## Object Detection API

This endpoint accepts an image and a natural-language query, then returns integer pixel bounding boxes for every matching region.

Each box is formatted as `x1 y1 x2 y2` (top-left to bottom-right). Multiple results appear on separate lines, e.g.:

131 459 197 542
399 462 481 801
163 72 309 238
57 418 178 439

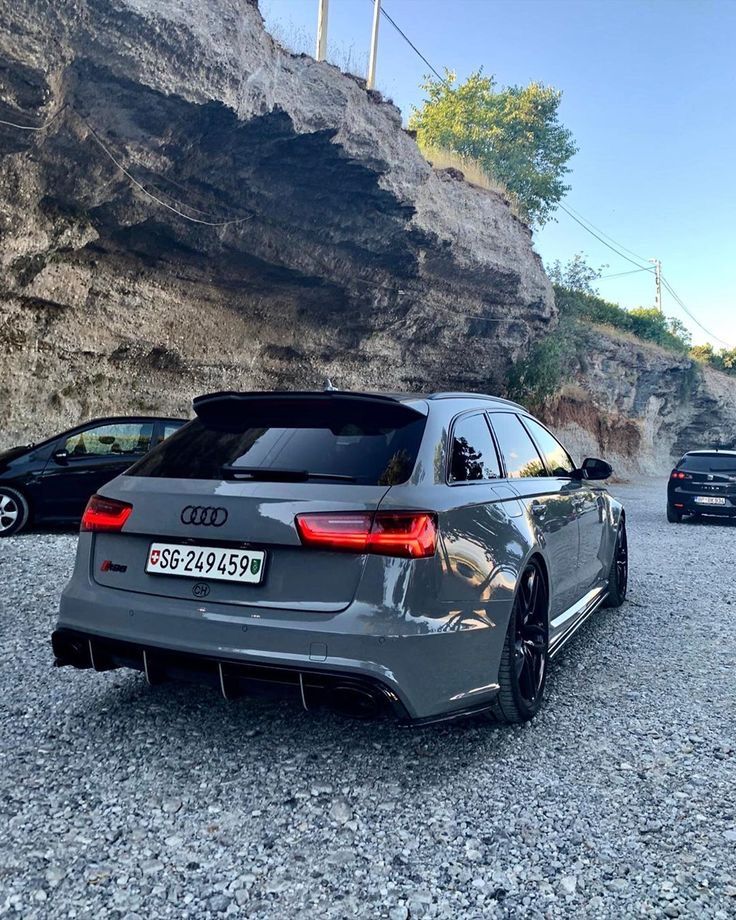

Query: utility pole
367 0 381 90
649 258 662 313
315 0 329 62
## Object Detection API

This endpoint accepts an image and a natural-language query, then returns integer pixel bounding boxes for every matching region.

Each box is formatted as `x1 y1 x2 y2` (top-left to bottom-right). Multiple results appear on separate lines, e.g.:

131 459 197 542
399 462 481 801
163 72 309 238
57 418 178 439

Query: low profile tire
0 487 29 537
489 559 549 724
604 519 628 608
666 503 682 523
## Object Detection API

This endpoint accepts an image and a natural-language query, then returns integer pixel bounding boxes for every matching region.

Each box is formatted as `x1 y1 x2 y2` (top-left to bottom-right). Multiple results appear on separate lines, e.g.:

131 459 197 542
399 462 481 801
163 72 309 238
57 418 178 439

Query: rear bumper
55 580 506 722
52 627 409 720
669 492 736 515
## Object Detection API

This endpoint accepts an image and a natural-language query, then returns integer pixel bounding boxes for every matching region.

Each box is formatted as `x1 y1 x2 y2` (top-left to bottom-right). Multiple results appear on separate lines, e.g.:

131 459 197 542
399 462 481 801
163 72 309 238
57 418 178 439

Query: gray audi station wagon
53 390 628 725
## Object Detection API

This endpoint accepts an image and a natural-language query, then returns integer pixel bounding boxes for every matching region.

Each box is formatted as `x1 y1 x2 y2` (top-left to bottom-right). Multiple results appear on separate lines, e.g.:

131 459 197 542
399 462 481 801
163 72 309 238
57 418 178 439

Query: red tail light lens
295 512 373 552
295 511 437 558
81 495 133 532
670 470 691 480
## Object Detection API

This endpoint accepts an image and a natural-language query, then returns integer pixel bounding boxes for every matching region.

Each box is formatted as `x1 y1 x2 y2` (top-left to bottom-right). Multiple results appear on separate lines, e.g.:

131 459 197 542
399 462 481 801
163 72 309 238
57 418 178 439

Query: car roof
200 389 526 410
379 391 525 409
684 449 736 456
191 390 529 428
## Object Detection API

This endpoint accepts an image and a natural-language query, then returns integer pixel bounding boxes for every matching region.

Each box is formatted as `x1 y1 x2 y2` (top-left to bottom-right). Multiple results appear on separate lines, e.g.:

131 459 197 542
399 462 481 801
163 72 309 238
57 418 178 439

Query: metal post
649 258 662 313
367 0 381 89
315 0 329 61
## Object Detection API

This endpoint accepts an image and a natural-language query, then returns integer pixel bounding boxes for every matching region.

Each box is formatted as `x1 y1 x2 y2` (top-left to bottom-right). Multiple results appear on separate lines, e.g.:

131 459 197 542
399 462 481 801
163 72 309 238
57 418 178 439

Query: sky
260 0 736 348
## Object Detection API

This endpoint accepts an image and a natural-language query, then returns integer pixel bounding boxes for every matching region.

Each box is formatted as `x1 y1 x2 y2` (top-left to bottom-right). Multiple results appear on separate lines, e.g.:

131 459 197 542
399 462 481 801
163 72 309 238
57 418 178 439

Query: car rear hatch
677 454 736 503
90 391 428 613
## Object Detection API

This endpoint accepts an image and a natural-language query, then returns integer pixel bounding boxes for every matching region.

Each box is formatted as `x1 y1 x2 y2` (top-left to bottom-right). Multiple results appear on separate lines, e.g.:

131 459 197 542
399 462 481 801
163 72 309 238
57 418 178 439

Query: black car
0 416 185 536
667 449 736 522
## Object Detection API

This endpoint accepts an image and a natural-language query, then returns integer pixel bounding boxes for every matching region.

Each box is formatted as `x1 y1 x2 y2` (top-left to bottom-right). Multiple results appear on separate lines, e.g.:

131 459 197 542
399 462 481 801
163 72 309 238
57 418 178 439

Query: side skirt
548 586 609 659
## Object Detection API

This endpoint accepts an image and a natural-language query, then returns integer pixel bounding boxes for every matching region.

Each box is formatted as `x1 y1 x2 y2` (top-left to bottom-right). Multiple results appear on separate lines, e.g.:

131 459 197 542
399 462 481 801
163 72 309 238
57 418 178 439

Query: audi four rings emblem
180 505 228 526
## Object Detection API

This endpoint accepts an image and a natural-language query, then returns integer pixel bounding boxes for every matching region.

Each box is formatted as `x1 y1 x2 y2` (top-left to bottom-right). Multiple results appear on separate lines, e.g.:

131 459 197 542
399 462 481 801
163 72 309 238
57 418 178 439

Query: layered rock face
546 328 736 476
0 0 554 447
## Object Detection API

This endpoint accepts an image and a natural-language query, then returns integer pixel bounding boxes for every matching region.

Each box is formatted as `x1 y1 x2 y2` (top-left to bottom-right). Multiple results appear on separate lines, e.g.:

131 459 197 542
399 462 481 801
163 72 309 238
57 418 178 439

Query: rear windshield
680 455 736 473
127 415 426 485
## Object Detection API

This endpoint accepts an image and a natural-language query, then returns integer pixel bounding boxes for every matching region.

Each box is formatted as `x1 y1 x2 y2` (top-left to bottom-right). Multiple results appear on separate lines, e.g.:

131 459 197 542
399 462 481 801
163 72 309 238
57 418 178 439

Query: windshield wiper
222 465 357 482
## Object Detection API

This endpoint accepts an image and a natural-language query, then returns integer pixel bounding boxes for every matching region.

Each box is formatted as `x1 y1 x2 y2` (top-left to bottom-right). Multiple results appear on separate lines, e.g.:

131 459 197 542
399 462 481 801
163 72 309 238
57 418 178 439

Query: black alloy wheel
604 520 628 608
490 559 549 724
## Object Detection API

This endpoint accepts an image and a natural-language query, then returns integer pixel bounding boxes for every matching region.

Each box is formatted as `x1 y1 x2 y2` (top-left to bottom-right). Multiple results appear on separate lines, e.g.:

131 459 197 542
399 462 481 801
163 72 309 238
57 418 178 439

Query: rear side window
449 413 501 482
489 413 545 479
162 422 183 439
127 414 426 485
64 422 154 457
155 422 184 445
680 454 736 473
522 417 575 476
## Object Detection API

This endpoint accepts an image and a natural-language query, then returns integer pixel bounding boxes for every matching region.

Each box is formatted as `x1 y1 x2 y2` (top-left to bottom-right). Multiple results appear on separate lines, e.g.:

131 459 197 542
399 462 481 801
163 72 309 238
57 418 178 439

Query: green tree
409 70 577 226
547 253 607 294
667 317 692 348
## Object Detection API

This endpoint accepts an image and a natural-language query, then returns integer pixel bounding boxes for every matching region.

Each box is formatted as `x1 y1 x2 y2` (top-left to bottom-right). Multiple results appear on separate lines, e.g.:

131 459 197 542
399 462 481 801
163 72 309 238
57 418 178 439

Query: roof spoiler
192 390 427 431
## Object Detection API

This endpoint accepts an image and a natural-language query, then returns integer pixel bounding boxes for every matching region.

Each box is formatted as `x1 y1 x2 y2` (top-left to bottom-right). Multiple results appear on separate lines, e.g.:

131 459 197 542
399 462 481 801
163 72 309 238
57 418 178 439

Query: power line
561 202 650 265
660 275 732 349
559 204 731 347
377 2 449 87
557 203 651 270
598 267 654 280
0 103 68 131
0 101 253 227
133 171 245 221
80 116 253 228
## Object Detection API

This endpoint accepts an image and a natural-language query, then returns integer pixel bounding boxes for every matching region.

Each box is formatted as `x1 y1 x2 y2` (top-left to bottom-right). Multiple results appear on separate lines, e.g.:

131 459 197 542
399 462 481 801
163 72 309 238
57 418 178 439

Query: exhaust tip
51 632 93 669
330 685 380 719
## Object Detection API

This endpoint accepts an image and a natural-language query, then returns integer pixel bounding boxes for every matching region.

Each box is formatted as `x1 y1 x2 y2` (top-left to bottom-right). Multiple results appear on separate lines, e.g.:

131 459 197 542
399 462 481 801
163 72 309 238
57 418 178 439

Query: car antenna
324 378 339 392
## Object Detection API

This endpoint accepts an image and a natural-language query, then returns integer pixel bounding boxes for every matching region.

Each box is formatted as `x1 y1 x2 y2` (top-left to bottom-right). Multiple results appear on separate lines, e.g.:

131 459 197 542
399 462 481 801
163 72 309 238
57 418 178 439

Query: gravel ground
1 479 735 919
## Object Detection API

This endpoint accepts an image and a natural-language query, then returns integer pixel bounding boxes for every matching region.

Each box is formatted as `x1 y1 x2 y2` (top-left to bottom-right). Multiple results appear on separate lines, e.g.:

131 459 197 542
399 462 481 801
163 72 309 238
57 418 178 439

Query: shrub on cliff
691 342 736 375
548 255 691 353
409 70 577 226
507 317 580 413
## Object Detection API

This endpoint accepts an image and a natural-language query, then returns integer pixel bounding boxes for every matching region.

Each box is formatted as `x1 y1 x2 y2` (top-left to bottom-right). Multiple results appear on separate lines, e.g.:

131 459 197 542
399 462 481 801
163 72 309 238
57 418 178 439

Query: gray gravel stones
1 482 735 918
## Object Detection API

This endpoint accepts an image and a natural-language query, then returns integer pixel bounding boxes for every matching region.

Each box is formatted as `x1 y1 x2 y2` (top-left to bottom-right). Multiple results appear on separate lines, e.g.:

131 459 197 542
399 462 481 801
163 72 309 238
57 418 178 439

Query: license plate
146 543 266 584
694 496 727 506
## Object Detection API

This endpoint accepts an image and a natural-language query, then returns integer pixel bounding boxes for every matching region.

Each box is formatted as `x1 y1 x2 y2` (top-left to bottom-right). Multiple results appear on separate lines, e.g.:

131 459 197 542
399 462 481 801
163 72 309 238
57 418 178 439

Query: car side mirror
52 449 69 464
573 457 613 481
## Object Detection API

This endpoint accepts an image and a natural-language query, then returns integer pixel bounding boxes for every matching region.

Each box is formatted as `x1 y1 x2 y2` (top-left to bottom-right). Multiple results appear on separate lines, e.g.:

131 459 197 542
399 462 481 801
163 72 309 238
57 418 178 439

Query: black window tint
449 414 500 482
64 422 154 457
162 423 183 439
127 416 426 485
156 422 184 445
489 413 546 479
680 454 736 473
523 417 575 476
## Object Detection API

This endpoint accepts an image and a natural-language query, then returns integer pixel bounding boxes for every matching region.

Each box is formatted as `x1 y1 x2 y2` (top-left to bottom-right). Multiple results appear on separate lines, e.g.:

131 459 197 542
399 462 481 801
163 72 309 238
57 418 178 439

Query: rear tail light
295 511 437 558
670 470 691 480
81 495 133 532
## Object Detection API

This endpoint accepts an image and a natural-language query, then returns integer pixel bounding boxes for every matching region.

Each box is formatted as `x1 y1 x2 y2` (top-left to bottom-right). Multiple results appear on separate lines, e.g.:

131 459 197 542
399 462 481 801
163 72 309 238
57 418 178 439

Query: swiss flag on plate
149 549 160 566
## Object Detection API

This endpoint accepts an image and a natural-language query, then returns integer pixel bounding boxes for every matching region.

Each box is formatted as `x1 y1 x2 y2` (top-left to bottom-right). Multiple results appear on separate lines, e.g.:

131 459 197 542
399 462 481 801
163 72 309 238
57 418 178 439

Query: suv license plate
694 496 727 506
146 543 266 584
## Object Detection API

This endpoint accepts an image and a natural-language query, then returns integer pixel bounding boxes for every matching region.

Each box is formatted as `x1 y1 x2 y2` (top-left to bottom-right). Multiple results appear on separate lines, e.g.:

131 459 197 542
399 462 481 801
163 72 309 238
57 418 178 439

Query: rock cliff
2 0 732 475
545 327 736 476
0 0 554 447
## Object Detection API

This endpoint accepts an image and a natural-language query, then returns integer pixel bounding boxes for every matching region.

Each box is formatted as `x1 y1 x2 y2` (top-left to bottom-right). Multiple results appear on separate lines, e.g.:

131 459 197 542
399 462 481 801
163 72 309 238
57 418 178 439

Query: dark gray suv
53 390 627 725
